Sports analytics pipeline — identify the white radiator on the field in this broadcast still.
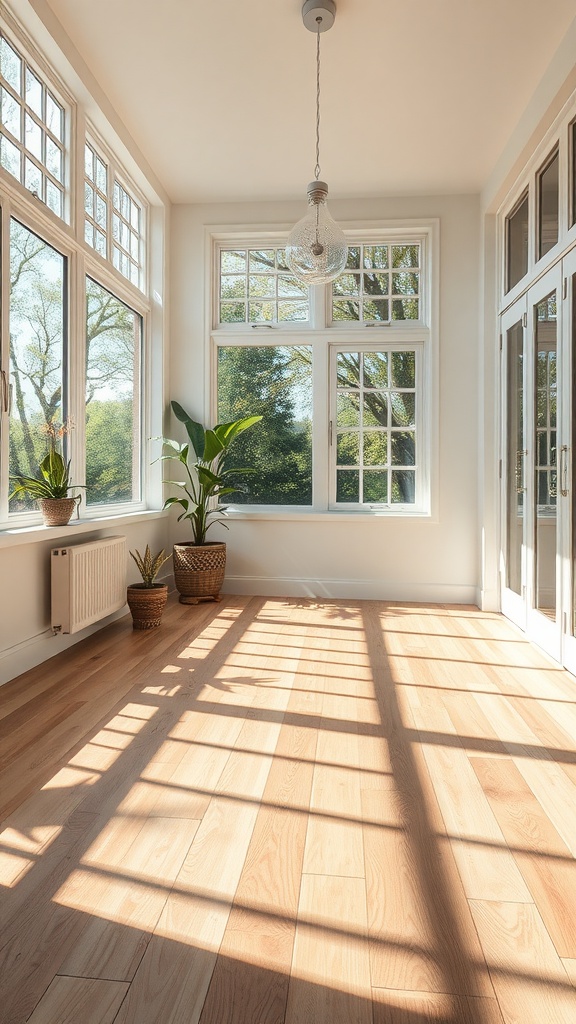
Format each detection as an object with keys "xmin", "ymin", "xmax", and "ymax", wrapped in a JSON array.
[{"xmin": 51, "ymin": 536, "xmax": 127, "ymax": 634}]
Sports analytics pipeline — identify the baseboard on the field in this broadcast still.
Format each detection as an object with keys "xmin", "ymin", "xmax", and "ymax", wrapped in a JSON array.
[
  {"xmin": 222, "ymin": 575, "xmax": 478, "ymax": 605},
  {"xmin": 0, "ymin": 572, "xmax": 175, "ymax": 687}
]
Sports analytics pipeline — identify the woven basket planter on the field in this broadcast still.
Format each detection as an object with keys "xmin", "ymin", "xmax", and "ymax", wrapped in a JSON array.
[
  {"xmin": 127, "ymin": 583, "xmax": 168, "ymax": 629},
  {"xmin": 173, "ymin": 542, "xmax": 226, "ymax": 604},
  {"xmin": 38, "ymin": 496, "xmax": 79, "ymax": 526}
]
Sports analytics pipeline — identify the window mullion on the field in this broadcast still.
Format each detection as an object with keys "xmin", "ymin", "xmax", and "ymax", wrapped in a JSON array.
[
  {"xmin": 69, "ymin": 249, "xmax": 87, "ymax": 504},
  {"xmin": 313, "ymin": 335, "xmax": 329, "ymax": 509},
  {"xmin": 0, "ymin": 197, "xmax": 11, "ymax": 523}
]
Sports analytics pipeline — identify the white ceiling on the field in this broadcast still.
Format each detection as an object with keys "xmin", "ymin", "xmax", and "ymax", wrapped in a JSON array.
[{"xmin": 44, "ymin": 0, "xmax": 576, "ymax": 204}]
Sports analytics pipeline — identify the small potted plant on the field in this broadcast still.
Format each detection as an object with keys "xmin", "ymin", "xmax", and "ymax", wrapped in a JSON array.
[
  {"xmin": 9, "ymin": 419, "xmax": 83, "ymax": 526},
  {"xmin": 127, "ymin": 545, "xmax": 171, "ymax": 629},
  {"xmin": 160, "ymin": 401, "xmax": 261, "ymax": 604}
]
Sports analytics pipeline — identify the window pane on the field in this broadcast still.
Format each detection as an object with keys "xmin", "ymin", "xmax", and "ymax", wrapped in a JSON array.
[
  {"xmin": 25, "ymin": 68, "xmax": 43, "ymax": 118},
  {"xmin": 538, "ymin": 150, "xmax": 559, "ymax": 260},
  {"xmin": 1, "ymin": 133, "xmax": 20, "ymax": 176},
  {"xmin": 1, "ymin": 85, "xmax": 21, "ymax": 139},
  {"xmin": 46, "ymin": 93, "xmax": 62, "ymax": 140},
  {"xmin": 337, "ymin": 470, "xmax": 359, "ymax": 502},
  {"xmin": 572, "ymin": 121, "xmax": 576, "ymax": 229},
  {"xmin": 86, "ymin": 278, "xmax": 141, "ymax": 505},
  {"xmin": 364, "ymin": 470, "xmax": 387, "ymax": 502},
  {"xmin": 0, "ymin": 37, "xmax": 21, "ymax": 93},
  {"xmin": 363, "ymin": 432, "xmax": 387, "ymax": 466},
  {"xmin": 337, "ymin": 432, "xmax": 359, "ymax": 466},
  {"xmin": 391, "ymin": 470, "xmax": 415, "ymax": 503},
  {"xmin": 217, "ymin": 345, "xmax": 313, "ymax": 505},
  {"xmin": 506, "ymin": 192, "xmax": 528, "ymax": 291},
  {"xmin": 334, "ymin": 348, "xmax": 417, "ymax": 507},
  {"xmin": 9, "ymin": 220, "xmax": 65, "ymax": 513}
]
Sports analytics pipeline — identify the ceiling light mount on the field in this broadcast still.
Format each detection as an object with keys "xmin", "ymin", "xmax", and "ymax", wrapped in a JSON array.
[{"xmin": 302, "ymin": 0, "xmax": 336, "ymax": 33}]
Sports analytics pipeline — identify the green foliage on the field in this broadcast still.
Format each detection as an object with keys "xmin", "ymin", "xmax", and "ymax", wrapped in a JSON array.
[
  {"xmin": 160, "ymin": 401, "xmax": 262, "ymax": 544},
  {"xmin": 216, "ymin": 346, "xmax": 312, "ymax": 505},
  {"xmin": 129, "ymin": 545, "xmax": 171, "ymax": 587},
  {"xmin": 85, "ymin": 399, "xmax": 135, "ymax": 504}
]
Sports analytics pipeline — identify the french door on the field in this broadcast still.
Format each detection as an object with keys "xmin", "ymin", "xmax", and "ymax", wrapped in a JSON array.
[{"xmin": 501, "ymin": 256, "xmax": 576, "ymax": 669}]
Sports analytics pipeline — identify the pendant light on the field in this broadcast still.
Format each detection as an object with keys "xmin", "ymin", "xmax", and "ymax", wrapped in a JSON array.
[{"xmin": 286, "ymin": 0, "xmax": 348, "ymax": 286}]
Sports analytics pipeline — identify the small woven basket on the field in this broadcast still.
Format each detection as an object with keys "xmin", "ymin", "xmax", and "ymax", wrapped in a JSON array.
[
  {"xmin": 38, "ymin": 496, "xmax": 79, "ymax": 526},
  {"xmin": 173, "ymin": 542, "xmax": 226, "ymax": 603},
  {"xmin": 127, "ymin": 584, "xmax": 168, "ymax": 629}
]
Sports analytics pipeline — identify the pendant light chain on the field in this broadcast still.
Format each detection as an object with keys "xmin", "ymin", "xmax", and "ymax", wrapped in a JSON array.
[{"xmin": 314, "ymin": 18, "xmax": 321, "ymax": 181}]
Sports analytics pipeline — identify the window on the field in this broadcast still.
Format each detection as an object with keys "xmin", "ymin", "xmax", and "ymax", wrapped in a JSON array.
[
  {"xmin": 212, "ymin": 228, "xmax": 433, "ymax": 514},
  {"xmin": 538, "ymin": 148, "xmax": 559, "ymax": 260},
  {"xmin": 333, "ymin": 348, "xmax": 418, "ymax": 506},
  {"xmin": 86, "ymin": 279, "xmax": 142, "ymax": 505},
  {"xmin": 0, "ymin": 13, "xmax": 156, "ymax": 528},
  {"xmin": 217, "ymin": 344, "xmax": 313, "ymax": 504},
  {"xmin": 0, "ymin": 31, "xmax": 65, "ymax": 218},
  {"xmin": 8, "ymin": 219, "xmax": 66, "ymax": 513},
  {"xmin": 506, "ymin": 190, "xmax": 529, "ymax": 292},
  {"xmin": 218, "ymin": 247, "xmax": 308, "ymax": 324},
  {"xmin": 84, "ymin": 139, "xmax": 145, "ymax": 289},
  {"xmin": 331, "ymin": 244, "xmax": 421, "ymax": 323}
]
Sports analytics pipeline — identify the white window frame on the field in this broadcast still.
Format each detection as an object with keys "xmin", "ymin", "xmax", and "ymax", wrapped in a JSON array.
[
  {"xmin": 84, "ymin": 128, "xmax": 147, "ymax": 293},
  {"xmin": 209, "ymin": 221, "xmax": 437, "ymax": 518},
  {"xmin": 0, "ymin": 13, "xmax": 73, "ymax": 225},
  {"xmin": 0, "ymin": 10, "xmax": 157, "ymax": 530}
]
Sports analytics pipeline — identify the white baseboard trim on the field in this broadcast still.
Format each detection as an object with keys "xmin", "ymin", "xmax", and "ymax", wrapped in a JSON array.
[
  {"xmin": 0, "ymin": 606, "xmax": 129, "ymax": 687},
  {"xmin": 222, "ymin": 576, "xmax": 478, "ymax": 605}
]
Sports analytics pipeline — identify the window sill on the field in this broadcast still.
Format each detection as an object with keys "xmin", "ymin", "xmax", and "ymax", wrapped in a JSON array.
[
  {"xmin": 223, "ymin": 507, "xmax": 431, "ymax": 522},
  {"xmin": 0, "ymin": 508, "xmax": 169, "ymax": 550}
]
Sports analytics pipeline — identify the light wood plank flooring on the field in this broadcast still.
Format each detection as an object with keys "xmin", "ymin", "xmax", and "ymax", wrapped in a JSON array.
[{"xmin": 1, "ymin": 596, "xmax": 576, "ymax": 1023}]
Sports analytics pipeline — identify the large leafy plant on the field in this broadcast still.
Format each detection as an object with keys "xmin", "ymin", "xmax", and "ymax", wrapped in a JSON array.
[{"xmin": 160, "ymin": 401, "xmax": 262, "ymax": 544}]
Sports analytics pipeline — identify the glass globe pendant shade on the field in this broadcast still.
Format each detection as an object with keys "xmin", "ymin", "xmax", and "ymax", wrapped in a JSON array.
[{"xmin": 286, "ymin": 181, "xmax": 348, "ymax": 285}]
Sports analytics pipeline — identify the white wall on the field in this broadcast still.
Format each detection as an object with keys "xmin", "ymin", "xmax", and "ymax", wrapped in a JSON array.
[
  {"xmin": 170, "ymin": 194, "xmax": 481, "ymax": 604},
  {"xmin": 0, "ymin": 515, "xmax": 171, "ymax": 685}
]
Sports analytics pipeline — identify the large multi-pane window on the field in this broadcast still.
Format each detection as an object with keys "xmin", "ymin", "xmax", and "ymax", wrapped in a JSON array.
[
  {"xmin": 0, "ymin": 14, "xmax": 151, "ymax": 526},
  {"xmin": 213, "ymin": 232, "xmax": 431, "ymax": 513},
  {"xmin": 84, "ymin": 140, "xmax": 144, "ymax": 289},
  {"xmin": 0, "ymin": 31, "xmax": 65, "ymax": 218}
]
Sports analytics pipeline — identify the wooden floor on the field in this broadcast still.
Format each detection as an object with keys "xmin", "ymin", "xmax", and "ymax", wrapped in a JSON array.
[{"xmin": 1, "ymin": 596, "xmax": 576, "ymax": 1024}]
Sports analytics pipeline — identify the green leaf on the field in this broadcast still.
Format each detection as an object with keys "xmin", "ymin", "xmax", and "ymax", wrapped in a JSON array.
[
  {"xmin": 214, "ymin": 415, "xmax": 262, "ymax": 447},
  {"xmin": 197, "ymin": 466, "xmax": 221, "ymax": 489},
  {"xmin": 203, "ymin": 429, "xmax": 225, "ymax": 463},
  {"xmin": 171, "ymin": 401, "xmax": 205, "ymax": 458}
]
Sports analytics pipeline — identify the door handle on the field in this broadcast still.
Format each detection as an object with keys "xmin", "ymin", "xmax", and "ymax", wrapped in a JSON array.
[
  {"xmin": 560, "ymin": 445, "xmax": 569, "ymax": 497},
  {"xmin": 0, "ymin": 369, "xmax": 9, "ymax": 414},
  {"xmin": 516, "ymin": 449, "xmax": 527, "ymax": 493}
]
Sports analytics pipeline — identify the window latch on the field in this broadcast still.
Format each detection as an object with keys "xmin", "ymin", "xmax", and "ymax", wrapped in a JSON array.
[
  {"xmin": 364, "ymin": 321, "xmax": 391, "ymax": 328},
  {"xmin": 1, "ymin": 369, "xmax": 9, "ymax": 413},
  {"xmin": 251, "ymin": 323, "xmax": 277, "ymax": 329}
]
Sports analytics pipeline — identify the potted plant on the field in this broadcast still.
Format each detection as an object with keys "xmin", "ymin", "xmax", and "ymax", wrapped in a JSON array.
[
  {"xmin": 9, "ymin": 420, "xmax": 83, "ymax": 526},
  {"xmin": 127, "ymin": 545, "xmax": 171, "ymax": 629},
  {"xmin": 160, "ymin": 400, "xmax": 262, "ymax": 603}
]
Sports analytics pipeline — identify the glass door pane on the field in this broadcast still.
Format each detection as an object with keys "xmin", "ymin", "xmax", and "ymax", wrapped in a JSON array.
[
  {"xmin": 534, "ymin": 292, "xmax": 557, "ymax": 621},
  {"xmin": 505, "ymin": 320, "xmax": 524, "ymax": 595}
]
